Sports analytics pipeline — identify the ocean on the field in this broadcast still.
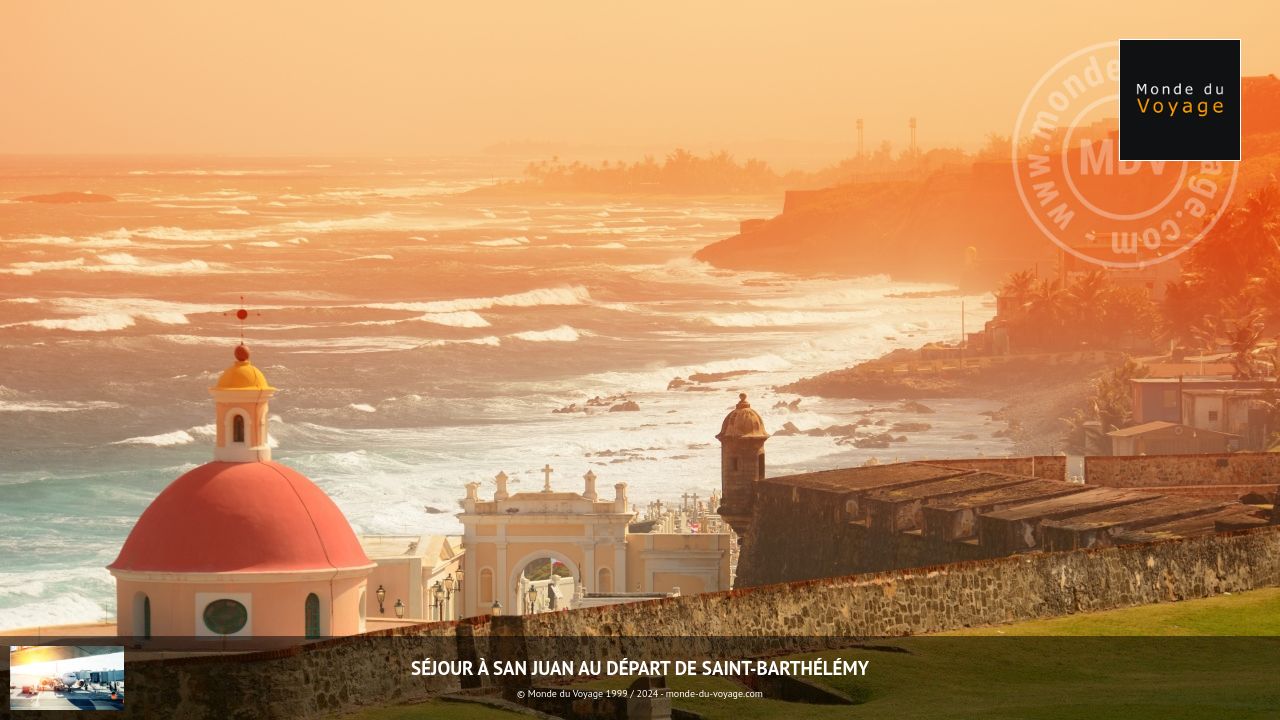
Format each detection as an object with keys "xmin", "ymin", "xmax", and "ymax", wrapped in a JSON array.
[{"xmin": 0, "ymin": 156, "xmax": 1007, "ymax": 629}]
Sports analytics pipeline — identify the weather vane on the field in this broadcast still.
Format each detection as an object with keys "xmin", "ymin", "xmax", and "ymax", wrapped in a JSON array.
[{"xmin": 223, "ymin": 296, "xmax": 261, "ymax": 345}]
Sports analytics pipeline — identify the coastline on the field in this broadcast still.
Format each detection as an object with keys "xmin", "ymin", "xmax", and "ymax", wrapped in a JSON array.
[{"xmin": 778, "ymin": 351, "xmax": 1112, "ymax": 456}]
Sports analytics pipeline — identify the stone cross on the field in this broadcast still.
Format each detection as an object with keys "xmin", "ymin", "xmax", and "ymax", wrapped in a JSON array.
[
  {"xmin": 681, "ymin": 492, "xmax": 691, "ymax": 509},
  {"xmin": 542, "ymin": 464, "xmax": 554, "ymax": 492}
]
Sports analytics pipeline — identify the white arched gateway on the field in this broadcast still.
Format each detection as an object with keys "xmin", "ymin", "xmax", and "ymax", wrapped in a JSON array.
[{"xmin": 458, "ymin": 468, "xmax": 633, "ymax": 616}]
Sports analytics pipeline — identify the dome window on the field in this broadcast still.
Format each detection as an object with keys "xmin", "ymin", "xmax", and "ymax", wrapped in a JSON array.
[
  {"xmin": 203, "ymin": 598, "xmax": 248, "ymax": 635},
  {"xmin": 305, "ymin": 593, "xmax": 321, "ymax": 639}
]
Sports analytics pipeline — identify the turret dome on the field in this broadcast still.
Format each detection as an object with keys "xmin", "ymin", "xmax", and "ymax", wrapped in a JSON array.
[{"xmin": 717, "ymin": 393, "xmax": 768, "ymax": 439}]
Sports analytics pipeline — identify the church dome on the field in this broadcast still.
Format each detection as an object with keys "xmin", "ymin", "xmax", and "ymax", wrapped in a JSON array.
[
  {"xmin": 109, "ymin": 461, "xmax": 372, "ymax": 574},
  {"xmin": 214, "ymin": 345, "xmax": 273, "ymax": 391},
  {"xmin": 717, "ymin": 393, "xmax": 768, "ymax": 439}
]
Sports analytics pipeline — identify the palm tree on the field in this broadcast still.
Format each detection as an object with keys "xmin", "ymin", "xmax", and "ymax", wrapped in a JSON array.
[
  {"xmin": 999, "ymin": 269, "xmax": 1037, "ymax": 302},
  {"xmin": 1196, "ymin": 295, "xmax": 1268, "ymax": 379}
]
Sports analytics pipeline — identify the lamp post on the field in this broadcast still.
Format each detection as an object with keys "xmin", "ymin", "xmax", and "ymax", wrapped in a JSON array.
[
  {"xmin": 393, "ymin": 598, "xmax": 405, "ymax": 619},
  {"xmin": 442, "ymin": 573, "xmax": 455, "ymax": 621},
  {"xmin": 525, "ymin": 585, "xmax": 538, "ymax": 615},
  {"xmin": 432, "ymin": 580, "xmax": 445, "ymax": 621},
  {"xmin": 376, "ymin": 584, "xmax": 387, "ymax": 614},
  {"xmin": 491, "ymin": 601, "xmax": 502, "ymax": 617}
]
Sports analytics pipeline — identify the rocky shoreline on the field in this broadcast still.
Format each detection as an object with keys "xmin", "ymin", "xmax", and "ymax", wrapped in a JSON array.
[{"xmin": 778, "ymin": 354, "xmax": 1112, "ymax": 456}]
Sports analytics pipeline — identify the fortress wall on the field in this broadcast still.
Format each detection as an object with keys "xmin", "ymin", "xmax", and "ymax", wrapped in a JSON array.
[
  {"xmin": 115, "ymin": 526, "xmax": 1280, "ymax": 718},
  {"xmin": 518, "ymin": 525, "xmax": 1280, "ymax": 642},
  {"xmin": 1086, "ymin": 452, "xmax": 1280, "ymax": 492},
  {"xmin": 736, "ymin": 480, "xmax": 990, "ymax": 586},
  {"xmin": 121, "ymin": 620, "xmax": 490, "ymax": 719},
  {"xmin": 929, "ymin": 456, "xmax": 1067, "ymax": 480}
]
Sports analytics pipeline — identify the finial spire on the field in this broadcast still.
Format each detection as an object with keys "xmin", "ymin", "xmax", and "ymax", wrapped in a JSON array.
[
  {"xmin": 736, "ymin": 393, "xmax": 750, "ymax": 409},
  {"xmin": 224, "ymin": 296, "xmax": 261, "ymax": 346}
]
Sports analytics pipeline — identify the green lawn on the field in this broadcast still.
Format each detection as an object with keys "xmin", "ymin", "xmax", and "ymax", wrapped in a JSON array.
[{"xmin": 352, "ymin": 589, "xmax": 1280, "ymax": 719}]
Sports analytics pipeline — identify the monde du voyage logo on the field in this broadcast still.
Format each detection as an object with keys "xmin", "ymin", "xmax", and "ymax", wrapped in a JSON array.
[{"xmin": 1013, "ymin": 40, "xmax": 1241, "ymax": 269}]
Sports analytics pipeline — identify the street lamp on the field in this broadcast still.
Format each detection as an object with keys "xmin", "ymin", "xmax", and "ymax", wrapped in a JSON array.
[
  {"xmin": 442, "ymin": 574, "xmax": 455, "ymax": 620},
  {"xmin": 376, "ymin": 585, "xmax": 387, "ymax": 614},
  {"xmin": 454, "ymin": 569, "xmax": 464, "ymax": 592},
  {"xmin": 525, "ymin": 585, "xmax": 538, "ymax": 615},
  {"xmin": 393, "ymin": 598, "xmax": 405, "ymax": 619},
  {"xmin": 432, "ymin": 581, "xmax": 445, "ymax": 621},
  {"xmin": 491, "ymin": 601, "xmax": 502, "ymax": 616}
]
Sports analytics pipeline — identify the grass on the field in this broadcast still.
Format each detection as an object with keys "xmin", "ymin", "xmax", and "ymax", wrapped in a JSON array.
[{"xmin": 352, "ymin": 589, "xmax": 1280, "ymax": 719}]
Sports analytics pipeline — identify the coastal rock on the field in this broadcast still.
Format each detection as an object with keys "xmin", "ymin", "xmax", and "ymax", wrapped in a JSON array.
[
  {"xmin": 772, "ymin": 398, "xmax": 802, "ymax": 411},
  {"xmin": 889, "ymin": 422, "xmax": 932, "ymax": 433},
  {"xmin": 667, "ymin": 377, "xmax": 692, "ymax": 390},
  {"xmin": 899, "ymin": 400, "xmax": 935, "ymax": 414},
  {"xmin": 609, "ymin": 400, "xmax": 640, "ymax": 412},
  {"xmin": 774, "ymin": 421, "xmax": 803, "ymax": 437}
]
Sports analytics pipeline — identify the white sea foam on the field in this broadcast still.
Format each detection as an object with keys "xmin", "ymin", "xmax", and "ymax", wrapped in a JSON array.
[
  {"xmin": 343, "ymin": 254, "xmax": 394, "ymax": 261},
  {"xmin": 702, "ymin": 310, "xmax": 873, "ymax": 327},
  {"xmin": 473, "ymin": 236, "xmax": 530, "ymax": 247},
  {"xmin": 349, "ymin": 403, "xmax": 377, "ymax": 413},
  {"xmin": 366, "ymin": 285, "xmax": 590, "ymax": 314},
  {"xmin": 0, "ymin": 399, "xmax": 121, "ymax": 413},
  {"xmin": 352, "ymin": 310, "xmax": 489, "ymax": 328},
  {"xmin": 509, "ymin": 325, "xmax": 580, "ymax": 342},
  {"xmin": 250, "ymin": 240, "xmax": 283, "ymax": 248},
  {"xmin": 112, "ymin": 430, "xmax": 196, "ymax": 447},
  {"xmin": 219, "ymin": 207, "xmax": 251, "ymax": 215}
]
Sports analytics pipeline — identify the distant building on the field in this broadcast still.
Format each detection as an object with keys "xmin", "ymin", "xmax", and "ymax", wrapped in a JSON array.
[
  {"xmin": 1107, "ymin": 420, "xmax": 1239, "ymax": 456},
  {"xmin": 458, "ymin": 461, "xmax": 732, "ymax": 617},
  {"xmin": 358, "ymin": 535, "xmax": 464, "ymax": 622},
  {"xmin": 1130, "ymin": 377, "xmax": 1274, "ymax": 426},
  {"xmin": 1181, "ymin": 389, "xmax": 1276, "ymax": 451}
]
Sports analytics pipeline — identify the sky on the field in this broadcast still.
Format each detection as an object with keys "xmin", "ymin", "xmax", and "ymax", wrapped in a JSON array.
[{"xmin": 1, "ymin": 1, "xmax": 1277, "ymax": 163}]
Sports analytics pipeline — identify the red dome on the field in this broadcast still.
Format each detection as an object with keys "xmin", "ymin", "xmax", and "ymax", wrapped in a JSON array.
[{"xmin": 109, "ymin": 462, "xmax": 372, "ymax": 574}]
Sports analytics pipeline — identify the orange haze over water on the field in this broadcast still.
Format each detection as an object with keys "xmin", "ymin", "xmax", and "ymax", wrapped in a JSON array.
[{"xmin": 2, "ymin": 1, "xmax": 1278, "ymax": 163}]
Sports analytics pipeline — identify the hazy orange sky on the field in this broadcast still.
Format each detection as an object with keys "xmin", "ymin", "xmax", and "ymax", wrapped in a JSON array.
[{"xmin": 2, "ymin": 1, "xmax": 1276, "ymax": 165}]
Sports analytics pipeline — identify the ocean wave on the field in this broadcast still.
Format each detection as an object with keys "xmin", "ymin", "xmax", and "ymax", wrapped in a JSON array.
[
  {"xmin": 702, "ymin": 310, "xmax": 874, "ymax": 327},
  {"xmin": 0, "ymin": 253, "xmax": 221, "ymax": 277},
  {"xmin": 473, "ymin": 236, "xmax": 530, "ymax": 247},
  {"xmin": 0, "ymin": 399, "xmax": 121, "ymax": 413},
  {"xmin": 509, "ymin": 325, "xmax": 580, "ymax": 342},
  {"xmin": 2, "ymin": 296, "xmax": 203, "ymax": 332},
  {"xmin": 349, "ymin": 403, "xmax": 377, "ymax": 413},
  {"xmin": 218, "ymin": 206, "xmax": 251, "ymax": 215},
  {"xmin": 112, "ymin": 430, "xmax": 195, "ymax": 446},
  {"xmin": 342, "ymin": 254, "xmax": 394, "ymax": 261},
  {"xmin": 355, "ymin": 311, "xmax": 490, "ymax": 329},
  {"xmin": 366, "ymin": 285, "xmax": 590, "ymax": 314},
  {"xmin": 2, "ymin": 229, "xmax": 134, "ymax": 249}
]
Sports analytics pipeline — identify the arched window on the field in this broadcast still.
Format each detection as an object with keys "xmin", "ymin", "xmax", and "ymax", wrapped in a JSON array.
[
  {"xmin": 133, "ymin": 592, "xmax": 151, "ymax": 639},
  {"xmin": 479, "ymin": 568, "xmax": 494, "ymax": 605},
  {"xmin": 358, "ymin": 590, "xmax": 367, "ymax": 633},
  {"xmin": 232, "ymin": 414, "xmax": 246, "ymax": 443},
  {"xmin": 304, "ymin": 593, "xmax": 320, "ymax": 639},
  {"xmin": 758, "ymin": 453, "xmax": 765, "ymax": 480},
  {"xmin": 597, "ymin": 567, "xmax": 613, "ymax": 593}
]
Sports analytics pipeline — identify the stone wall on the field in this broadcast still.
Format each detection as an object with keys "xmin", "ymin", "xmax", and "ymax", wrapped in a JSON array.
[
  {"xmin": 927, "ymin": 456, "xmax": 1067, "ymax": 481},
  {"xmin": 1086, "ymin": 452, "xmax": 1280, "ymax": 500},
  {"xmin": 104, "ymin": 526, "xmax": 1280, "ymax": 719}
]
